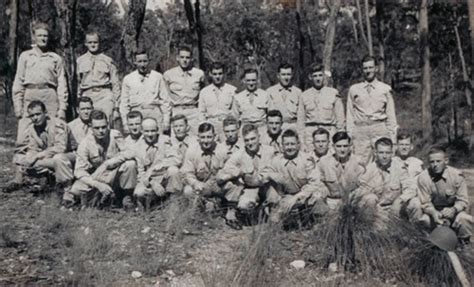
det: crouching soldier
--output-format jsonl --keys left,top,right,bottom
{"left": 260, "top": 129, "right": 315, "bottom": 223}
{"left": 216, "top": 124, "right": 274, "bottom": 229}
{"left": 133, "top": 118, "right": 182, "bottom": 211}
{"left": 181, "top": 122, "right": 229, "bottom": 211}
{"left": 7, "top": 100, "right": 73, "bottom": 193}
{"left": 416, "top": 146, "right": 472, "bottom": 245}
{"left": 63, "top": 110, "right": 136, "bottom": 207}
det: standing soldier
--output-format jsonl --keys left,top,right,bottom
{"left": 260, "top": 109, "right": 284, "bottom": 154}
{"left": 297, "top": 63, "right": 344, "bottom": 152}
{"left": 234, "top": 68, "right": 269, "bottom": 136}
{"left": 222, "top": 116, "right": 244, "bottom": 157}
{"left": 266, "top": 63, "right": 301, "bottom": 131}
{"left": 347, "top": 55, "right": 397, "bottom": 163}
{"left": 13, "top": 22, "right": 68, "bottom": 142}
{"left": 163, "top": 45, "right": 205, "bottom": 135}
{"left": 77, "top": 31, "right": 121, "bottom": 124}
{"left": 120, "top": 49, "right": 170, "bottom": 133}
{"left": 199, "top": 62, "right": 238, "bottom": 141}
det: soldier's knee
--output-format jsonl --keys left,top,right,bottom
{"left": 120, "top": 160, "right": 136, "bottom": 172}
{"left": 183, "top": 185, "right": 195, "bottom": 198}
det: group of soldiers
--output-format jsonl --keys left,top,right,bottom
{"left": 5, "top": 23, "right": 472, "bottom": 243}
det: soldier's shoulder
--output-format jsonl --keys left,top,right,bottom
{"left": 447, "top": 166, "right": 464, "bottom": 179}
{"left": 51, "top": 117, "right": 68, "bottom": 130}
{"left": 224, "top": 83, "right": 237, "bottom": 93}
{"left": 417, "top": 169, "right": 431, "bottom": 183}
{"left": 407, "top": 156, "right": 424, "bottom": 166}
{"left": 150, "top": 70, "right": 163, "bottom": 78}
{"left": 266, "top": 84, "right": 280, "bottom": 93}
{"left": 191, "top": 67, "right": 205, "bottom": 76}
{"left": 375, "top": 80, "right": 392, "bottom": 91}
{"left": 110, "top": 129, "right": 123, "bottom": 138}
{"left": 301, "top": 87, "right": 314, "bottom": 97}
{"left": 97, "top": 53, "right": 114, "bottom": 64}
{"left": 76, "top": 53, "right": 89, "bottom": 62}
{"left": 163, "top": 66, "right": 179, "bottom": 77}
{"left": 324, "top": 86, "right": 339, "bottom": 95}
{"left": 256, "top": 88, "right": 269, "bottom": 96}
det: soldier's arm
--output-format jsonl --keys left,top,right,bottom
{"left": 399, "top": 167, "right": 417, "bottom": 202}
{"left": 216, "top": 152, "right": 242, "bottom": 182}
{"left": 56, "top": 57, "right": 69, "bottom": 116}
{"left": 110, "top": 62, "right": 121, "bottom": 111}
{"left": 198, "top": 90, "right": 207, "bottom": 123}
{"left": 453, "top": 173, "right": 469, "bottom": 213}
{"left": 385, "top": 90, "right": 398, "bottom": 142}
{"left": 158, "top": 77, "right": 171, "bottom": 130}
{"left": 181, "top": 154, "right": 201, "bottom": 189}
{"left": 119, "top": 78, "right": 130, "bottom": 127}
{"left": 12, "top": 53, "right": 27, "bottom": 118}
{"left": 296, "top": 96, "right": 305, "bottom": 133}
{"left": 46, "top": 121, "right": 69, "bottom": 157}
{"left": 417, "top": 175, "right": 437, "bottom": 216}
{"left": 76, "top": 58, "right": 83, "bottom": 97}
{"left": 346, "top": 89, "right": 355, "bottom": 135}
{"left": 334, "top": 95, "right": 345, "bottom": 131}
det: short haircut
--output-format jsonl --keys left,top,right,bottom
{"left": 134, "top": 46, "right": 148, "bottom": 57}
{"left": 278, "top": 63, "right": 294, "bottom": 72}
{"left": 178, "top": 44, "right": 192, "bottom": 54}
{"left": 127, "top": 110, "right": 143, "bottom": 121}
{"left": 27, "top": 100, "right": 46, "bottom": 112}
{"left": 32, "top": 22, "right": 49, "bottom": 33}
{"left": 374, "top": 137, "right": 393, "bottom": 149}
{"left": 243, "top": 68, "right": 258, "bottom": 78}
{"left": 332, "top": 131, "right": 351, "bottom": 144}
{"left": 209, "top": 61, "right": 225, "bottom": 72}
{"left": 223, "top": 115, "right": 239, "bottom": 127}
{"left": 428, "top": 145, "right": 447, "bottom": 156}
{"left": 90, "top": 110, "right": 108, "bottom": 122}
{"left": 198, "top": 122, "right": 215, "bottom": 134}
{"left": 85, "top": 30, "right": 100, "bottom": 40}
{"left": 312, "top": 128, "right": 329, "bottom": 139}
{"left": 242, "top": 124, "right": 258, "bottom": 137}
{"left": 282, "top": 129, "right": 299, "bottom": 142}
{"left": 397, "top": 131, "right": 412, "bottom": 142}
{"left": 266, "top": 109, "right": 283, "bottom": 120}
{"left": 77, "top": 96, "right": 94, "bottom": 107}
{"left": 361, "top": 55, "right": 377, "bottom": 65}
{"left": 171, "top": 114, "right": 188, "bottom": 125}
{"left": 310, "top": 63, "right": 324, "bottom": 74}
{"left": 142, "top": 117, "right": 158, "bottom": 127}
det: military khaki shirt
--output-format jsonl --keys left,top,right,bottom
{"left": 394, "top": 156, "right": 424, "bottom": 179}
{"left": 163, "top": 66, "right": 205, "bottom": 106}
{"left": 234, "top": 89, "right": 269, "bottom": 124}
{"left": 67, "top": 118, "right": 90, "bottom": 152}
{"left": 266, "top": 84, "right": 301, "bottom": 123}
{"left": 259, "top": 131, "right": 282, "bottom": 154}
{"left": 199, "top": 83, "right": 238, "bottom": 121}
{"left": 170, "top": 135, "right": 199, "bottom": 161}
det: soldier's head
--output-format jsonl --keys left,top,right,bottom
{"left": 223, "top": 115, "right": 240, "bottom": 145}
{"left": 282, "top": 129, "right": 300, "bottom": 159}
{"left": 333, "top": 132, "right": 352, "bottom": 160}
{"left": 374, "top": 137, "right": 393, "bottom": 168}
{"left": 361, "top": 55, "right": 378, "bottom": 82}
{"left": 209, "top": 62, "right": 225, "bottom": 87}
{"left": 90, "top": 110, "right": 109, "bottom": 141}
{"left": 312, "top": 128, "right": 330, "bottom": 157}
{"left": 85, "top": 31, "right": 100, "bottom": 54}
{"left": 27, "top": 100, "right": 47, "bottom": 127}
{"left": 309, "top": 63, "right": 324, "bottom": 90}
{"left": 396, "top": 131, "right": 414, "bottom": 159}
{"left": 176, "top": 45, "right": 193, "bottom": 70}
{"left": 171, "top": 114, "right": 189, "bottom": 140}
{"left": 198, "top": 122, "right": 216, "bottom": 151}
{"left": 242, "top": 68, "right": 258, "bottom": 93}
{"left": 242, "top": 124, "right": 260, "bottom": 154}
{"left": 77, "top": 97, "right": 94, "bottom": 123}
{"left": 134, "top": 48, "right": 150, "bottom": 75}
{"left": 428, "top": 145, "right": 448, "bottom": 175}
{"left": 142, "top": 118, "right": 159, "bottom": 145}
{"left": 266, "top": 110, "right": 283, "bottom": 136}
{"left": 31, "top": 22, "right": 49, "bottom": 49}
{"left": 277, "top": 63, "right": 294, "bottom": 88}
{"left": 127, "top": 111, "right": 143, "bottom": 138}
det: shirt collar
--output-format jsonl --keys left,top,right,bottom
{"left": 278, "top": 83, "right": 292, "bottom": 92}
{"left": 364, "top": 79, "right": 379, "bottom": 88}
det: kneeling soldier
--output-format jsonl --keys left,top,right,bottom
{"left": 63, "top": 110, "right": 136, "bottom": 207}
{"left": 133, "top": 118, "right": 182, "bottom": 211}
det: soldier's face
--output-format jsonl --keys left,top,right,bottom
{"left": 210, "top": 68, "right": 225, "bottom": 86}
{"left": 77, "top": 102, "right": 93, "bottom": 122}
{"left": 244, "top": 72, "right": 258, "bottom": 92}
{"left": 282, "top": 136, "right": 299, "bottom": 159}
{"left": 172, "top": 119, "right": 188, "bottom": 139}
{"left": 310, "top": 71, "right": 324, "bottom": 90}
{"left": 362, "top": 60, "right": 377, "bottom": 82}
{"left": 28, "top": 106, "right": 47, "bottom": 127}
{"left": 127, "top": 117, "right": 142, "bottom": 137}
{"left": 177, "top": 50, "right": 192, "bottom": 70}
{"left": 375, "top": 144, "right": 393, "bottom": 167}
{"left": 33, "top": 29, "right": 49, "bottom": 49}
{"left": 397, "top": 138, "right": 413, "bottom": 158}
{"left": 91, "top": 119, "right": 109, "bottom": 140}
{"left": 277, "top": 68, "right": 293, "bottom": 88}
{"left": 244, "top": 130, "right": 260, "bottom": 153}
{"left": 135, "top": 53, "right": 149, "bottom": 74}
{"left": 85, "top": 34, "right": 100, "bottom": 54}
{"left": 267, "top": 116, "right": 283, "bottom": 136}
{"left": 313, "top": 134, "right": 329, "bottom": 156}
{"left": 199, "top": 130, "right": 216, "bottom": 151}
{"left": 334, "top": 139, "right": 351, "bottom": 160}
{"left": 428, "top": 152, "right": 448, "bottom": 175}
{"left": 142, "top": 120, "right": 159, "bottom": 144}
{"left": 224, "top": 124, "right": 239, "bottom": 144}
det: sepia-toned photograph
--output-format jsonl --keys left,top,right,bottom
{"left": 0, "top": 0, "right": 473, "bottom": 285}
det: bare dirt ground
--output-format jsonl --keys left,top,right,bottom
{"left": 0, "top": 110, "right": 473, "bottom": 286}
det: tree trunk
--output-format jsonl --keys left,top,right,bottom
{"left": 195, "top": 0, "right": 205, "bottom": 70}
{"left": 375, "top": 0, "right": 385, "bottom": 80}
{"left": 322, "top": 0, "right": 341, "bottom": 87}
{"left": 364, "top": 0, "right": 373, "bottom": 56}
{"left": 465, "top": 0, "right": 474, "bottom": 148}
{"left": 420, "top": 0, "right": 432, "bottom": 140}
{"left": 6, "top": 0, "right": 20, "bottom": 115}
{"left": 120, "top": 0, "right": 147, "bottom": 69}
{"left": 355, "top": 0, "right": 369, "bottom": 51}
{"left": 296, "top": 0, "right": 305, "bottom": 90}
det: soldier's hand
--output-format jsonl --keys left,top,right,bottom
{"left": 440, "top": 207, "right": 456, "bottom": 220}
{"left": 57, "top": 110, "right": 66, "bottom": 120}
{"left": 24, "top": 156, "right": 38, "bottom": 167}
{"left": 96, "top": 182, "right": 113, "bottom": 196}
{"left": 432, "top": 211, "right": 444, "bottom": 225}
{"left": 105, "top": 158, "right": 122, "bottom": 170}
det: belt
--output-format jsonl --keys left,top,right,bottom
{"left": 173, "top": 103, "right": 197, "bottom": 109}
{"left": 284, "top": 118, "right": 297, "bottom": 124}
{"left": 354, "top": 120, "right": 386, "bottom": 127}
{"left": 305, "top": 122, "right": 334, "bottom": 127}
{"left": 242, "top": 120, "right": 265, "bottom": 126}
{"left": 83, "top": 85, "right": 112, "bottom": 92}
{"left": 25, "top": 83, "right": 55, "bottom": 90}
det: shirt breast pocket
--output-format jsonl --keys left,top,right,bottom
{"left": 305, "top": 100, "right": 316, "bottom": 112}
{"left": 170, "top": 82, "right": 183, "bottom": 92}
{"left": 192, "top": 81, "right": 201, "bottom": 91}
{"left": 96, "top": 62, "right": 110, "bottom": 75}
{"left": 319, "top": 104, "right": 334, "bottom": 121}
